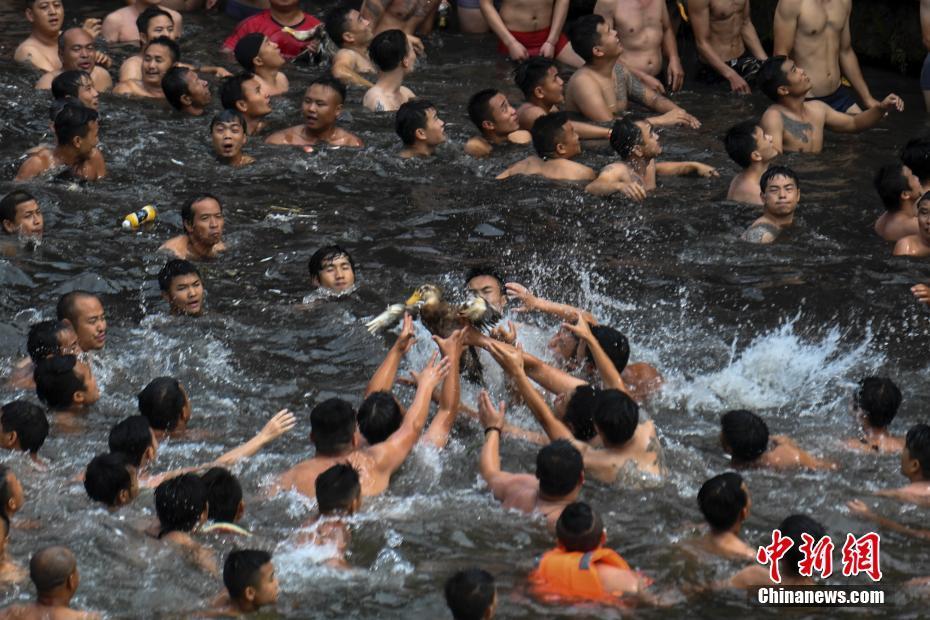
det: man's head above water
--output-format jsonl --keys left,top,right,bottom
{"left": 158, "top": 259, "right": 204, "bottom": 316}
{"left": 308, "top": 245, "right": 356, "bottom": 292}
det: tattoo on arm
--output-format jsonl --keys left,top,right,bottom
{"left": 624, "top": 66, "right": 644, "bottom": 105}
{"left": 780, "top": 112, "right": 812, "bottom": 143}
{"left": 743, "top": 222, "right": 779, "bottom": 243}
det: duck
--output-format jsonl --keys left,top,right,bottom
{"left": 365, "top": 284, "right": 501, "bottom": 336}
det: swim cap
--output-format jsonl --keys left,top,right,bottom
{"left": 234, "top": 33, "right": 265, "bottom": 72}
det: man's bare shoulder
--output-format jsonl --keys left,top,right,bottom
{"left": 265, "top": 125, "right": 304, "bottom": 145}
{"left": 728, "top": 563, "right": 771, "bottom": 589}
{"left": 15, "top": 149, "right": 55, "bottom": 181}
{"left": 516, "top": 103, "right": 545, "bottom": 130}
{"left": 465, "top": 136, "right": 492, "bottom": 158}
{"left": 332, "top": 128, "right": 364, "bottom": 147}
{"left": 775, "top": 0, "right": 803, "bottom": 16}
{"left": 159, "top": 235, "right": 189, "bottom": 258}
{"left": 35, "top": 70, "right": 58, "bottom": 90}
{"left": 15, "top": 40, "right": 55, "bottom": 72}
{"left": 728, "top": 174, "right": 763, "bottom": 205}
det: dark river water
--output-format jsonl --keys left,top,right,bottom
{"left": 1, "top": 1, "right": 930, "bottom": 618}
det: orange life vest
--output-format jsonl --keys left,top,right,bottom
{"left": 530, "top": 546, "right": 632, "bottom": 603}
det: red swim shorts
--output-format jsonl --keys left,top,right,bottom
{"left": 497, "top": 27, "right": 569, "bottom": 58}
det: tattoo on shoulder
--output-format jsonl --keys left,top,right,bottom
{"left": 743, "top": 223, "right": 779, "bottom": 243}
{"left": 779, "top": 112, "right": 812, "bottom": 143}
{"left": 375, "top": 100, "right": 384, "bottom": 112}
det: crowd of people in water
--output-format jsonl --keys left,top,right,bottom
{"left": 3, "top": 0, "right": 930, "bottom": 617}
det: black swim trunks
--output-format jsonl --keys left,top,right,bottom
{"left": 808, "top": 84, "right": 858, "bottom": 113}
{"left": 697, "top": 50, "right": 763, "bottom": 86}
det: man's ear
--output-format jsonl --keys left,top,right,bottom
{"left": 180, "top": 93, "right": 192, "bottom": 107}
{"left": 1, "top": 220, "right": 15, "bottom": 234}
{"left": 243, "top": 585, "right": 257, "bottom": 603}
{"left": 235, "top": 100, "right": 248, "bottom": 114}
{"left": 414, "top": 127, "right": 427, "bottom": 142}
{"left": 750, "top": 150, "right": 763, "bottom": 163}
{"left": 481, "top": 119, "right": 495, "bottom": 133}
{"left": 25, "top": 8, "right": 35, "bottom": 24}
{"left": 776, "top": 84, "right": 789, "bottom": 97}
{"left": 117, "top": 488, "right": 130, "bottom": 506}
{"left": 5, "top": 431, "right": 18, "bottom": 450}
{"left": 632, "top": 144, "right": 644, "bottom": 159}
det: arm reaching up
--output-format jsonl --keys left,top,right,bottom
{"left": 423, "top": 329, "right": 465, "bottom": 449}
{"left": 560, "top": 313, "right": 631, "bottom": 397}
{"left": 366, "top": 313, "right": 416, "bottom": 396}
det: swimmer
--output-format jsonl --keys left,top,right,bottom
{"left": 758, "top": 56, "right": 902, "bottom": 155}
{"left": 531, "top": 502, "right": 650, "bottom": 602}
{"left": 0, "top": 545, "right": 100, "bottom": 619}
{"left": 56, "top": 290, "right": 106, "bottom": 352}
{"left": 163, "top": 66, "right": 212, "bottom": 115}
{"left": 464, "top": 89, "right": 531, "bottom": 158}
{"left": 153, "top": 474, "right": 217, "bottom": 574}
{"left": 477, "top": 392, "right": 583, "bottom": 530}
{"left": 160, "top": 193, "right": 227, "bottom": 260}
{"left": 688, "top": 0, "right": 766, "bottom": 94}
{"left": 15, "top": 0, "right": 65, "bottom": 72}
{"left": 513, "top": 57, "right": 610, "bottom": 139}
{"left": 215, "top": 550, "right": 278, "bottom": 614}
{"left": 266, "top": 76, "right": 363, "bottom": 148}
{"left": 16, "top": 104, "right": 105, "bottom": 182}
{"left": 308, "top": 245, "right": 357, "bottom": 292}
{"left": 137, "top": 377, "right": 193, "bottom": 439}
{"left": 158, "top": 259, "right": 205, "bottom": 317}
{"left": 103, "top": 0, "right": 183, "bottom": 44}
{"left": 118, "top": 7, "right": 176, "bottom": 83}
{"left": 222, "top": 0, "right": 322, "bottom": 61}
{"left": 35, "top": 28, "right": 112, "bottom": 94}
{"left": 234, "top": 33, "right": 289, "bottom": 97}
{"left": 84, "top": 452, "right": 139, "bottom": 510}
{"left": 325, "top": 4, "right": 376, "bottom": 88}
{"left": 361, "top": 0, "right": 434, "bottom": 39}
{"left": 724, "top": 121, "right": 779, "bottom": 206}
{"left": 0, "top": 401, "right": 49, "bottom": 465}
{"left": 219, "top": 72, "right": 272, "bottom": 135}
{"left": 0, "top": 191, "right": 44, "bottom": 239}
{"left": 113, "top": 36, "right": 179, "bottom": 99}
{"left": 479, "top": 0, "right": 582, "bottom": 67}
{"left": 873, "top": 423, "right": 930, "bottom": 506}
{"left": 276, "top": 352, "right": 450, "bottom": 497}
{"left": 466, "top": 265, "right": 507, "bottom": 315}
{"left": 496, "top": 113, "right": 597, "bottom": 183}
{"left": 396, "top": 99, "right": 446, "bottom": 159}
{"left": 902, "top": 137, "right": 930, "bottom": 194}
{"left": 0, "top": 517, "right": 26, "bottom": 585}
{"left": 363, "top": 30, "right": 416, "bottom": 113}
{"left": 847, "top": 498, "right": 930, "bottom": 542}
{"left": 0, "top": 467, "right": 25, "bottom": 527}
{"left": 693, "top": 472, "right": 755, "bottom": 560}
{"left": 741, "top": 165, "right": 800, "bottom": 244}
{"left": 727, "top": 514, "right": 826, "bottom": 588}
{"left": 563, "top": 15, "right": 699, "bottom": 127}
{"left": 33, "top": 354, "right": 100, "bottom": 415}
{"left": 773, "top": 0, "right": 873, "bottom": 113}
{"left": 843, "top": 377, "right": 904, "bottom": 454}
{"left": 893, "top": 192, "right": 930, "bottom": 257}
{"left": 445, "top": 569, "right": 497, "bottom": 620}
{"left": 594, "top": 0, "right": 684, "bottom": 93}
{"left": 873, "top": 164, "right": 923, "bottom": 242}
{"left": 51, "top": 70, "right": 99, "bottom": 111}
{"left": 298, "top": 464, "right": 362, "bottom": 568}
{"left": 720, "top": 409, "right": 835, "bottom": 470}
{"left": 209, "top": 110, "right": 255, "bottom": 167}
{"left": 200, "top": 468, "right": 248, "bottom": 536}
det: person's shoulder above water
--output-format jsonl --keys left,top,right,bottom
{"left": 741, "top": 219, "right": 779, "bottom": 244}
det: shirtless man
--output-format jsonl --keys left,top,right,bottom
{"left": 325, "top": 4, "right": 376, "bottom": 88}
{"left": 363, "top": 30, "right": 416, "bottom": 112}
{"left": 514, "top": 57, "right": 611, "bottom": 139}
{"left": 362, "top": 0, "right": 436, "bottom": 38}
{"left": 724, "top": 121, "right": 778, "bottom": 205}
{"left": 773, "top": 0, "right": 874, "bottom": 113}
{"left": 119, "top": 7, "right": 176, "bottom": 83}
{"left": 219, "top": 72, "right": 272, "bottom": 136}
{"left": 720, "top": 409, "right": 835, "bottom": 470}
{"left": 843, "top": 377, "right": 904, "bottom": 455}
{"left": 871, "top": 424, "right": 930, "bottom": 507}
{"left": 103, "top": 0, "right": 183, "bottom": 44}
{"left": 477, "top": 391, "right": 583, "bottom": 531}
{"left": 210, "top": 110, "right": 255, "bottom": 167}
{"left": 595, "top": 0, "right": 684, "bottom": 93}
{"left": 160, "top": 194, "right": 226, "bottom": 260}
{"left": 496, "top": 113, "right": 596, "bottom": 183}
{"left": 396, "top": 99, "right": 446, "bottom": 159}
{"left": 234, "top": 34, "right": 289, "bottom": 97}
{"left": 16, "top": 104, "right": 106, "bottom": 183}
{"left": 464, "top": 89, "right": 531, "bottom": 158}
{"left": 741, "top": 165, "right": 799, "bottom": 244}
{"left": 0, "top": 546, "right": 100, "bottom": 620}
{"left": 113, "top": 37, "right": 178, "bottom": 99}
{"left": 894, "top": 193, "right": 930, "bottom": 257}
{"left": 727, "top": 514, "right": 826, "bottom": 588}
{"left": 15, "top": 0, "right": 65, "bottom": 72}
{"left": 874, "top": 164, "right": 923, "bottom": 242}
{"left": 56, "top": 291, "right": 106, "bottom": 352}
{"left": 693, "top": 472, "right": 755, "bottom": 560}
{"left": 36, "top": 28, "right": 112, "bottom": 94}
{"left": 276, "top": 352, "right": 449, "bottom": 497}
{"left": 758, "top": 56, "right": 902, "bottom": 154}
{"left": 265, "top": 77, "right": 364, "bottom": 149}
{"left": 480, "top": 0, "right": 583, "bottom": 67}
{"left": 563, "top": 15, "right": 699, "bottom": 127}
{"left": 688, "top": 0, "right": 766, "bottom": 94}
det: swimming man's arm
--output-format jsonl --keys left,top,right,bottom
{"left": 586, "top": 163, "right": 647, "bottom": 200}
{"left": 560, "top": 314, "right": 632, "bottom": 398}
{"left": 823, "top": 96, "right": 901, "bottom": 133}
{"left": 504, "top": 282, "right": 597, "bottom": 323}
{"left": 847, "top": 499, "right": 930, "bottom": 541}
{"left": 331, "top": 51, "right": 375, "bottom": 88}
{"left": 759, "top": 107, "right": 785, "bottom": 153}
{"left": 365, "top": 313, "right": 416, "bottom": 396}
{"left": 655, "top": 161, "right": 718, "bottom": 178}
{"left": 211, "top": 409, "right": 297, "bottom": 468}
{"left": 572, "top": 121, "right": 611, "bottom": 140}
{"left": 422, "top": 330, "right": 464, "bottom": 449}
{"left": 772, "top": 0, "right": 800, "bottom": 56}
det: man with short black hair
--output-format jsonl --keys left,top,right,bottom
{"left": 51, "top": 70, "right": 99, "bottom": 111}
{"left": 742, "top": 165, "right": 800, "bottom": 244}
{"left": 35, "top": 27, "right": 112, "bottom": 93}
{"left": 162, "top": 66, "right": 211, "bottom": 116}
{"left": 56, "top": 290, "right": 106, "bottom": 352}
{"left": 464, "top": 89, "right": 531, "bottom": 158}
{"left": 497, "top": 112, "right": 595, "bottom": 183}
{"left": 326, "top": 3, "right": 375, "bottom": 88}
{"left": 84, "top": 452, "right": 138, "bottom": 509}
{"left": 118, "top": 6, "right": 176, "bottom": 83}
{"left": 266, "top": 76, "right": 363, "bottom": 148}
{"left": 720, "top": 409, "right": 833, "bottom": 469}
{"left": 138, "top": 376, "right": 192, "bottom": 438}
{"left": 0, "top": 191, "right": 43, "bottom": 238}
{"left": 0, "top": 401, "right": 49, "bottom": 463}
{"left": 113, "top": 36, "right": 179, "bottom": 99}
{"left": 445, "top": 569, "right": 497, "bottom": 620}
{"left": 364, "top": 29, "right": 416, "bottom": 112}
{"left": 103, "top": 0, "right": 183, "bottom": 43}
{"left": 872, "top": 423, "right": 930, "bottom": 506}
{"left": 210, "top": 110, "right": 254, "bottom": 167}
{"left": 33, "top": 354, "right": 100, "bottom": 415}
{"left": 843, "top": 377, "right": 904, "bottom": 454}
{"left": 308, "top": 245, "right": 356, "bottom": 292}
{"left": 694, "top": 472, "right": 754, "bottom": 560}
{"left": 396, "top": 99, "right": 445, "bottom": 159}
{"left": 728, "top": 514, "right": 827, "bottom": 587}
{"left": 465, "top": 265, "right": 506, "bottom": 314}
{"left": 513, "top": 57, "right": 610, "bottom": 139}
{"left": 15, "top": 0, "right": 66, "bottom": 72}
{"left": 724, "top": 120, "right": 779, "bottom": 205}
{"left": 873, "top": 164, "right": 923, "bottom": 242}
{"left": 219, "top": 72, "right": 272, "bottom": 136}
{"left": 219, "top": 550, "right": 279, "bottom": 614}
{"left": 16, "top": 103, "right": 105, "bottom": 182}
{"left": 158, "top": 259, "right": 205, "bottom": 316}
{"left": 234, "top": 33, "right": 289, "bottom": 96}
{"left": 160, "top": 194, "right": 226, "bottom": 260}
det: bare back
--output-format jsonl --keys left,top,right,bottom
{"left": 278, "top": 450, "right": 388, "bottom": 497}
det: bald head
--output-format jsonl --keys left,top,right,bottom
{"left": 59, "top": 28, "right": 92, "bottom": 52}
{"left": 30, "top": 545, "right": 77, "bottom": 593}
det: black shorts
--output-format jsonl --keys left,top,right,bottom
{"left": 697, "top": 51, "right": 763, "bottom": 86}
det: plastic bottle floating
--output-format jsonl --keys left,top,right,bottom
{"left": 122, "top": 205, "right": 157, "bottom": 230}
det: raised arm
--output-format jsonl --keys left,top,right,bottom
{"left": 688, "top": 0, "right": 750, "bottom": 94}
{"left": 365, "top": 313, "right": 416, "bottom": 396}
{"left": 560, "top": 313, "right": 631, "bottom": 397}
{"left": 847, "top": 500, "right": 930, "bottom": 541}
{"left": 505, "top": 282, "right": 597, "bottom": 323}
{"left": 585, "top": 163, "right": 647, "bottom": 200}
{"left": 822, "top": 95, "right": 902, "bottom": 133}
{"left": 212, "top": 409, "right": 297, "bottom": 468}
{"left": 477, "top": 390, "right": 530, "bottom": 497}
{"left": 837, "top": 12, "right": 877, "bottom": 108}
{"left": 772, "top": 0, "right": 800, "bottom": 56}
{"left": 422, "top": 330, "right": 464, "bottom": 449}
{"left": 655, "top": 161, "right": 719, "bottom": 178}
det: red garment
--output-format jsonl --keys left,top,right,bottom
{"left": 222, "top": 10, "right": 321, "bottom": 60}
{"left": 530, "top": 547, "right": 631, "bottom": 604}
{"left": 496, "top": 27, "right": 569, "bottom": 57}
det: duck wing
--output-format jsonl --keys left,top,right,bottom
{"left": 365, "top": 303, "right": 409, "bottom": 334}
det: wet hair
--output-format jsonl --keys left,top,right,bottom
{"left": 1, "top": 400, "right": 49, "bottom": 454}
{"left": 530, "top": 112, "right": 570, "bottom": 158}
{"left": 1, "top": 190, "right": 35, "bottom": 228}
{"left": 224, "top": 549, "right": 272, "bottom": 600}
{"left": 556, "top": 501, "right": 604, "bottom": 552}
{"left": 724, "top": 121, "right": 760, "bottom": 169}
{"left": 563, "top": 385, "right": 599, "bottom": 441}
{"left": 50, "top": 70, "right": 91, "bottom": 101}
{"left": 720, "top": 410, "right": 769, "bottom": 462}
{"left": 536, "top": 439, "right": 583, "bottom": 497}
{"left": 357, "top": 391, "right": 402, "bottom": 445}
{"left": 53, "top": 103, "right": 97, "bottom": 147}
{"left": 29, "top": 546, "right": 76, "bottom": 594}
{"left": 467, "top": 89, "right": 499, "bottom": 129}
{"left": 56, "top": 290, "right": 98, "bottom": 325}
{"left": 324, "top": 4, "right": 355, "bottom": 48}
{"left": 108, "top": 416, "right": 153, "bottom": 468}
{"left": 395, "top": 99, "right": 435, "bottom": 146}
{"left": 310, "top": 398, "right": 357, "bottom": 455}
{"left": 308, "top": 245, "right": 355, "bottom": 279}
{"left": 220, "top": 72, "right": 256, "bottom": 110}
{"left": 465, "top": 265, "right": 504, "bottom": 289}
{"left": 779, "top": 514, "right": 826, "bottom": 577}
{"left": 369, "top": 29, "right": 409, "bottom": 72}
{"left": 593, "top": 389, "right": 639, "bottom": 445}
{"left": 315, "top": 463, "right": 361, "bottom": 514}
{"left": 906, "top": 423, "right": 930, "bottom": 478}
{"left": 587, "top": 325, "right": 630, "bottom": 373}
{"left": 162, "top": 66, "right": 192, "bottom": 110}
{"left": 181, "top": 192, "right": 222, "bottom": 225}
{"left": 26, "top": 320, "right": 69, "bottom": 363}
{"left": 697, "top": 472, "right": 747, "bottom": 533}
{"left": 137, "top": 6, "right": 173, "bottom": 40}
{"left": 758, "top": 55, "right": 791, "bottom": 102}
{"left": 33, "top": 355, "right": 84, "bottom": 410}
{"left": 138, "top": 376, "right": 187, "bottom": 431}
{"left": 0, "top": 466, "right": 14, "bottom": 527}
{"left": 760, "top": 165, "right": 799, "bottom": 192}
{"left": 158, "top": 259, "right": 201, "bottom": 292}
{"left": 444, "top": 568, "right": 495, "bottom": 620}
{"left": 308, "top": 74, "right": 347, "bottom": 104}
{"left": 609, "top": 116, "right": 643, "bottom": 160}
{"left": 234, "top": 33, "right": 265, "bottom": 72}
{"left": 201, "top": 467, "right": 242, "bottom": 523}
{"left": 566, "top": 15, "right": 605, "bottom": 64}
{"left": 144, "top": 36, "right": 181, "bottom": 65}
{"left": 210, "top": 108, "right": 247, "bottom": 132}
{"left": 874, "top": 164, "right": 911, "bottom": 212}
{"left": 514, "top": 56, "right": 556, "bottom": 98}
{"left": 901, "top": 136, "right": 930, "bottom": 184}
{"left": 155, "top": 473, "right": 208, "bottom": 536}
{"left": 84, "top": 452, "right": 133, "bottom": 507}
{"left": 855, "top": 377, "right": 901, "bottom": 428}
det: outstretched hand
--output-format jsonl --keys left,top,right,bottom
{"left": 505, "top": 282, "right": 538, "bottom": 313}
{"left": 912, "top": 283, "right": 930, "bottom": 305}
{"left": 433, "top": 328, "right": 465, "bottom": 357}
{"left": 477, "top": 390, "right": 505, "bottom": 428}
{"left": 486, "top": 339, "right": 525, "bottom": 376}
{"left": 417, "top": 351, "right": 452, "bottom": 391}
{"left": 259, "top": 409, "right": 297, "bottom": 441}
{"left": 490, "top": 320, "right": 517, "bottom": 345}
{"left": 560, "top": 312, "right": 593, "bottom": 342}
{"left": 846, "top": 499, "right": 875, "bottom": 519}
{"left": 395, "top": 313, "right": 417, "bottom": 353}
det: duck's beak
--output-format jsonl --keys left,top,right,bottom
{"left": 405, "top": 290, "right": 423, "bottom": 306}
